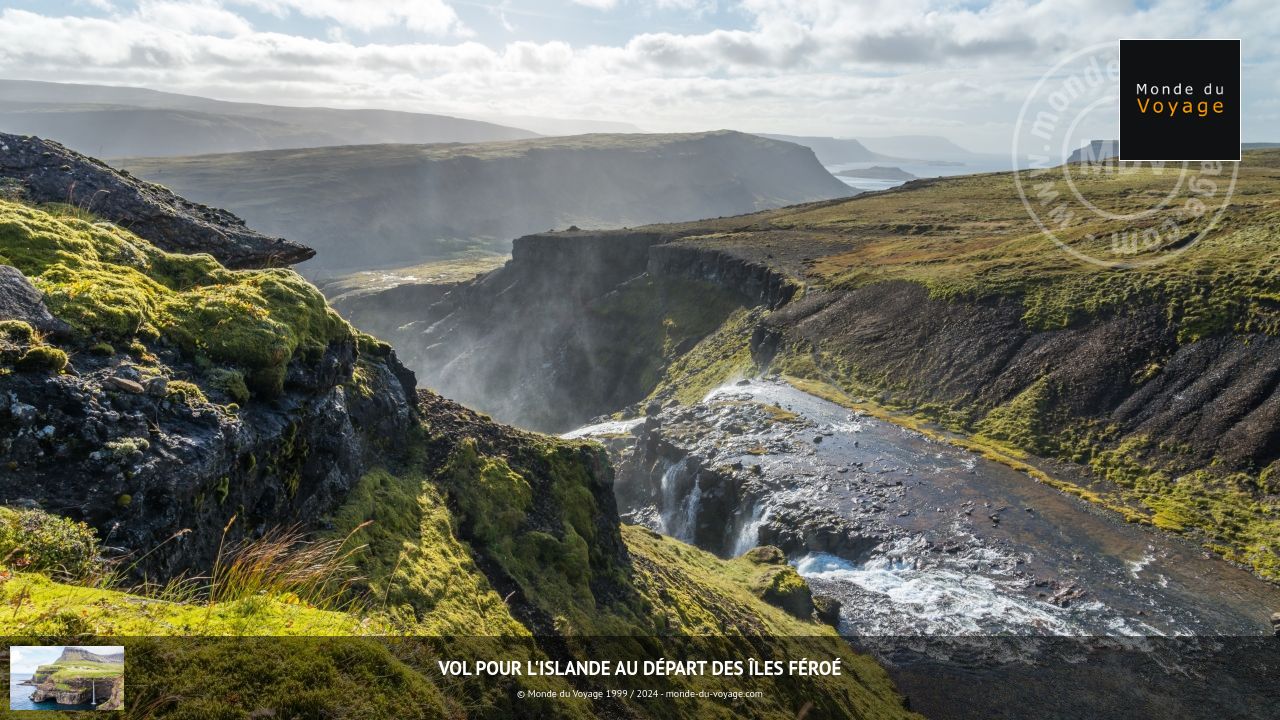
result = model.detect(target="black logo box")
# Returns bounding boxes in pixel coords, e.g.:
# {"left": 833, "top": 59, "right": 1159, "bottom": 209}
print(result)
{"left": 1119, "top": 39, "right": 1240, "bottom": 161}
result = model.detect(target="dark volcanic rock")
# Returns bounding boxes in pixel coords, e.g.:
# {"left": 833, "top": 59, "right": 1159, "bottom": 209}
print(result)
{"left": 0, "top": 333, "right": 420, "bottom": 578}
{"left": 0, "top": 133, "right": 312, "bottom": 268}
{"left": 767, "top": 280, "right": 1280, "bottom": 475}
{"left": 0, "top": 265, "right": 70, "bottom": 337}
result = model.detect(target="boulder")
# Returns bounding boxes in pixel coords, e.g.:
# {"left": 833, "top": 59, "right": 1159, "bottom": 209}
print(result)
{"left": 0, "top": 265, "right": 70, "bottom": 337}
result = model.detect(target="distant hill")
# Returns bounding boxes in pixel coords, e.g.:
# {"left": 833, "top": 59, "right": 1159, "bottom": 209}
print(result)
{"left": 757, "top": 134, "right": 888, "bottom": 164}
{"left": 57, "top": 647, "right": 125, "bottom": 665}
{"left": 858, "top": 135, "right": 977, "bottom": 160}
{"left": 120, "top": 131, "right": 855, "bottom": 275}
{"left": 471, "top": 115, "right": 644, "bottom": 135}
{"left": 837, "top": 166, "right": 916, "bottom": 181}
{"left": 0, "top": 79, "right": 537, "bottom": 156}
{"left": 1068, "top": 140, "right": 1119, "bottom": 163}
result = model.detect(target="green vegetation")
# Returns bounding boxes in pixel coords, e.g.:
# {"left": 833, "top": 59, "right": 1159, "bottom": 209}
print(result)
{"left": 735, "top": 157, "right": 1280, "bottom": 341}
{"left": 0, "top": 507, "right": 100, "bottom": 581}
{"left": 0, "top": 318, "right": 35, "bottom": 343}
{"left": 646, "top": 308, "right": 758, "bottom": 406}
{"left": 610, "top": 152, "right": 1280, "bottom": 581}
{"left": 0, "top": 199, "right": 357, "bottom": 398}
{"left": 14, "top": 345, "right": 67, "bottom": 373}
{"left": 0, "top": 191, "right": 920, "bottom": 716}
{"left": 588, "top": 277, "right": 746, "bottom": 396}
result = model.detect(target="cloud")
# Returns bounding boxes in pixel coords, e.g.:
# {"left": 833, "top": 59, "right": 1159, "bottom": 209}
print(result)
{"left": 137, "top": 0, "right": 253, "bottom": 36}
{"left": 569, "top": 0, "right": 620, "bottom": 9}
{"left": 0, "top": 1, "right": 1274, "bottom": 151}
{"left": 228, "top": 0, "right": 467, "bottom": 35}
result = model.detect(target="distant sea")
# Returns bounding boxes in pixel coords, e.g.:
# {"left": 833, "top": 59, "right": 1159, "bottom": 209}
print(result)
{"left": 8, "top": 674, "right": 96, "bottom": 712}
{"left": 827, "top": 156, "right": 1025, "bottom": 192}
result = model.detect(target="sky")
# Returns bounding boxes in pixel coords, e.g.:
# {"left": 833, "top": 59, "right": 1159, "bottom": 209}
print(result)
{"left": 9, "top": 646, "right": 124, "bottom": 674}
{"left": 0, "top": 0, "right": 1275, "bottom": 153}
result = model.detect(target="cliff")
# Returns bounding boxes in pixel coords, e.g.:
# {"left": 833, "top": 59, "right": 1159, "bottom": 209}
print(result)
{"left": 0, "top": 142, "right": 918, "bottom": 719}
{"left": 118, "top": 131, "right": 855, "bottom": 274}
{"left": 0, "top": 189, "right": 417, "bottom": 577}
{"left": 394, "top": 150, "right": 1280, "bottom": 581}
{"left": 28, "top": 650, "right": 124, "bottom": 709}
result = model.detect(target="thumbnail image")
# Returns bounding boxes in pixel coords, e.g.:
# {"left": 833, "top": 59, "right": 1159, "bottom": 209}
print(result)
{"left": 8, "top": 646, "right": 123, "bottom": 712}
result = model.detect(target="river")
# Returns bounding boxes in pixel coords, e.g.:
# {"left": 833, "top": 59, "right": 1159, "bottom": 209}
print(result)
{"left": 568, "top": 378, "right": 1280, "bottom": 718}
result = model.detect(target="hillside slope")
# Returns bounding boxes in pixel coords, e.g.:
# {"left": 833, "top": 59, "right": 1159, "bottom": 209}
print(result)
{"left": 0, "top": 143, "right": 916, "bottom": 719}
{"left": 119, "top": 131, "right": 855, "bottom": 274}
{"left": 384, "top": 152, "right": 1280, "bottom": 581}
{"left": 0, "top": 79, "right": 537, "bottom": 156}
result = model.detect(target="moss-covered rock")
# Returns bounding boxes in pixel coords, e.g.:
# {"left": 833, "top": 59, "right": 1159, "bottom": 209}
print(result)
{"left": 0, "top": 199, "right": 353, "bottom": 398}
{"left": 13, "top": 344, "right": 67, "bottom": 373}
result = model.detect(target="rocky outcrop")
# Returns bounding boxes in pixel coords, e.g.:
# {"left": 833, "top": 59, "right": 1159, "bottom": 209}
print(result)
{"left": 0, "top": 150, "right": 416, "bottom": 577}
{"left": 0, "top": 133, "right": 313, "bottom": 268}
{"left": 367, "top": 227, "right": 782, "bottom": 431}
{"left": 0, "top": 265, "right": 70, "bottom": 338}
{"left": 31, "top": 676, "right": 117, "bottom": 706}
{"left": 100, "top": 676, "right": 124, "bottom": 711}
{"left": 1, "top": 326, "right": 417, "bottom": 577}
{"left": 767, "top": 281, "right": 1280, "bottom": 477}
{"left": 648, "top": 243, "right": 798, "bottom": 309}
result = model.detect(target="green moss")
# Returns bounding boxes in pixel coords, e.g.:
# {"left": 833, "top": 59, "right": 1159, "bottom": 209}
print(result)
{"left": 0, "top": 507, "right": 100, "bottom": 580}
{"left": 0, "top": 199, "right": 356, "bottom": 399}
{"left": 974, "top": 377, "right": 1057, "bottom": 455}
{"left": 356, "top": 331, "right": 393, "bottom": 358}
{"left": 14, "top": 345, "right": 67, "bottom": 373}
{"left": 750, "top": 564, "right": 814, "bottom": 619}
{"left": 647, "top": 307, "right": 758, "bottom": 406}
{"left": 89, "top": 341, "right": 115, "bottom": 356}
{"left": 166, "top": 379, "right": 208, "bottom": 405}
{"left": 0, "top": 573, "right": 378, "bottom": 635}
{"left": 207, "top": 367, "right": 250, "bottom": 404}
{"left": 586, "top": 276, "right": 746, "bottom": 400}
{"left": 105, "top": 436, "right": 150, "bottom": 459}
{"left": 0, "top": 319, "right": 35, "bottom": 344}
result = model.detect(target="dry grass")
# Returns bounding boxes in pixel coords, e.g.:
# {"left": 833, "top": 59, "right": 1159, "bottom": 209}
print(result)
{"left": 208, "top": 517, "right": 372, "bottom": 611}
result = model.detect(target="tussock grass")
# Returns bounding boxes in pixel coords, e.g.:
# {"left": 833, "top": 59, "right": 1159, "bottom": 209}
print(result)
{"left": 209, "top": 516, "right": 372, "bottom": 612}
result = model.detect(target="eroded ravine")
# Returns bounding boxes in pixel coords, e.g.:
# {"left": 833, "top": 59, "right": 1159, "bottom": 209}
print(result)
{"left": 573, "top": 378, "right": 1280, "bottom": 637}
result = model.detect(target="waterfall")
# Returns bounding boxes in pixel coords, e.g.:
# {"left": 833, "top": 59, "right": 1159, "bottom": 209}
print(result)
{"left": 676, "top": 477, "right": 703, "bottom": 543}
{"left": 732, "top": 504, "right": 768, "bottom": 557}
{"left": 658, "top": 458, "right": 689, "bottom": 535}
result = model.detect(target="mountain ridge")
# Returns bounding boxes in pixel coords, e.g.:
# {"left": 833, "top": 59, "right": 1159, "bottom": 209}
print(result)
{"left": 119, "top": 130, "right": 856, "bottom": 274}
{"left": 0, "top": 78, "right": 538, "bottom": 157}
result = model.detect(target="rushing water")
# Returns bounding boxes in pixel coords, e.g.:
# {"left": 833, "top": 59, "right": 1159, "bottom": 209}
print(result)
{"left": 584, "top": 379, "right": 1280, "bottom": 637}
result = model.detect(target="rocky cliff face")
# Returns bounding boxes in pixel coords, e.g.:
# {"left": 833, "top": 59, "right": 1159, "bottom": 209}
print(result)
{"left": 380, "top": 224, "right": 787, "bottom": 431}
{"left": 0, "top": 146, "right": 416, "bottom": 577}
{"left": 376, "top": 155, "right": 1280, "bottom": 580}
{"left": 55, "top": 647, "right": 124, "bottom": 664}
{"left": 0, "top": 133, "right": 312, "bottom": 268}
{"left": 31, "top": 676, "right": 117, "bottom": 706}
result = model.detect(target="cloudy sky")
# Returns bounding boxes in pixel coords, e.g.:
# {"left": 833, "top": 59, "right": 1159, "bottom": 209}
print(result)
{"left": 10, "top": 646, "right": 124, "bottom": 674}
{"left": 0, "top": 0, "right": 1275, "bottom": 152}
